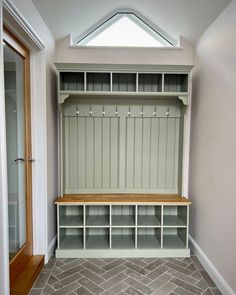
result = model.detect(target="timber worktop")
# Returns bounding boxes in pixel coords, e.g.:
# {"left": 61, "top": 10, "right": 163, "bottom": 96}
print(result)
{"left": 55, "top": 194, "right": 191, "bottom": 205}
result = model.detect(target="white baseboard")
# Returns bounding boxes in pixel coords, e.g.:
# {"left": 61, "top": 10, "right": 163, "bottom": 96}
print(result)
{"left": 189, "top": 235, "right": 235, "bottom": 295}
{"left": 47, "top": 235, "right": 57, "bottom": 262}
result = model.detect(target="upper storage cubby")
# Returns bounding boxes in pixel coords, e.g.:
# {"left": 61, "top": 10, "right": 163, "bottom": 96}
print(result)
{"left": 138, "top": 73, "right": 162, "bottom": 92}
{"left": 60, "top": 72, "right": 84, "bottom": 91}
{"left": 164, "top": 74, "right": 188, "bottom": 93}
{"left": 57, "top": 67, "right": 191, "bottom": 105}
{"left": 112, "top": 73, "right": 136, "bottom": 92}
{"left": 87, "top": 72, "right": 110, "bottom": 91}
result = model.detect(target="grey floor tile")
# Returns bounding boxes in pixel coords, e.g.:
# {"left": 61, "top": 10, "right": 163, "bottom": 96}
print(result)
{"left": 55, "top": 265, "right": 84, "bottom": 281}
{"left": 29, "top": 289, "right": 43, "bottom": 295}
{"left": 173, "top": 286, "right": 197, "bottom": 295}
{"left": 124, "top": 261, "right": 149, "bottom": 276}
{"left": 74, "top": 286, "right": 94, "bottom": 295}
{"left": 199, "top": 270, "right": 217, "bottom": 288}
{"left": 210, "top": 288, "right": 222, "bottom": 295}
{"left": 33, "top": 269, "right": 52, "bottom": 289}
{"left": 101, "top": 282, "right": 128, "bottom": 295}
{"left": 41, "top": 284, "right": 55, "bottom": 295}
{"left": 195, "top": 278, "right": 208, "bottom": 290}
{"left": 145, "top": 259, "right": 165, "bottom": 272}
{"left": 50, "top": 282, "right": 80, "bottom": 295}
{"left": 47, "top": 275, "right": 59, "bottom": 286}
{"left": 164, "top": 262, "right": 193, "bottom": 276}
{"left": 202, "top": 289, "right": 213, "bottom": 295}
{"left": 59, "top": 259, "right": 85, "bottom": 272}
{"left": 102, "top": 264, "right": 127, "bottom": 280}
{"left": 124, "top": 277, "right": 154, "bottom": 295}
{"left": 102, "top": 258, "right": 124, "bottom": 271}
{"left": 78, "top": 276, "right": 104, "bottom": 294}
{"left": 146, "top": 265, "right": 169, "bottom": 280}
{"left": 170, "top": 277, "right": 203, "bottom": 295}
{"left": 80, "top": 268, "right": 105, "bottom": 285}
{"left": 167, "top": 269, "right": 198, "bottom": 285}
{"left": 82, "top": 261, "right": 106, "bottom": 276}
{"left": 152, "top": 281, "right": 176, "bottom": 295}
{"left": 123, "top": 268, "right": 152, "bottom": 285}
{"left": 148, "top": 273, "right": 172, "bottom": 290}
{"left": 165, "top": 258, "right": 189, "bottom": 268}
{"left": 100, "top": 272, "right": 127, "bottom": 290}
{"left": 191, "top": 270, "right": 202, "bottom": 280}
{"left": 125, "top": 258, "right": 148, "bottom": 268}
{"left": 88, "top": 258, "right": 107, "bottom": 268}
{"left": 123, "top": 286, "right": 144, "bottom": 295}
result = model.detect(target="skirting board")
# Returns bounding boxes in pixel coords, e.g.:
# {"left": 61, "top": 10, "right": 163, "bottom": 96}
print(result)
{"left": 189, "top": 235, "right": 235, "bottom": 295}
{"left": 56, "top": 248, "right": 190, "bottom": 258}
{"left": 47, "top": 235, "right": 57, "bottom": 263}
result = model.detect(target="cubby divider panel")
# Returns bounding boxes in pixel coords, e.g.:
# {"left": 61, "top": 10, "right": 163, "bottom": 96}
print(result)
{"left": 138, "top": 74, "right": 162, "bottom": 92}
{"left": 86, "top": 205, "right": 109, "bottom": 226}
{"left": 60, "top": 228, "right": 83, "bottom": 249}
{"left": 59, "top": 205, "right": 83, "bottom": 227}
{"left": 112, "top": 228, "right": 135, "bottom": 249}
{"left": 60, "top": 72, "right": 84, "bottom": 91}
{"left": 163, "top": 206, "right": 187, "bottom": 226}
{"left": 112, "top": 73, "right": 136, "bottom": 92}
{"left": 163, "top": 228, "right": 186, "bottom": 249}
{"left": 164, "top": 74, "right": 188, "bottom": 92}
{"left": 86, "top": 73, "right": 110, "bottom": 91}
{"left": 112, "top": 205, "right": 135, "bottom": 226}
{"left": 137, "top": 228, "right": 161, "bottom": 249}
{"left": 138, "top": 205, "right": 161, "bottom": 226}
{"left": 86, "top": 228, "right": 109, "bottom": 249}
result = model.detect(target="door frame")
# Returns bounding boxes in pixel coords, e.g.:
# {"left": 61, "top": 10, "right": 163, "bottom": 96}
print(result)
{"left": 3, "top": 26, "right": 33, "bottom": 285}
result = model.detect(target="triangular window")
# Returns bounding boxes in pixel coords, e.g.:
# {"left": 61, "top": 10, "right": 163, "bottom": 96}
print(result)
{"left": 77, "top": 13, "right": 173, "bottom": 47}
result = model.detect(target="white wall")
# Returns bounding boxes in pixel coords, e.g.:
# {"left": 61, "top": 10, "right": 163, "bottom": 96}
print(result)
{"left": 56, "top": 35, "right": 194, "bottom": 65}
{"left": 190, "top": 0, "right": 236, "bottom": 293}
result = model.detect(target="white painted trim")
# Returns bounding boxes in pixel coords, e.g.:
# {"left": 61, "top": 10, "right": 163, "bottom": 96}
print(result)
{"left": 3, "top": 0, "right": 44, "bottom": 49}
{"left": 189, "top": 235, "right": 235, "bottom": 295}
{"left": 47, "top": 235, "right": 57, "bottom": 262}
{"left": 56, "top": 248, "right": 190, "bottom": 258}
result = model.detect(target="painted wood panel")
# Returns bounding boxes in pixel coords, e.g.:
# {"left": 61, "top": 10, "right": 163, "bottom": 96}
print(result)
{"left": 63, "top": 102, "right": 182, "bottom": 193}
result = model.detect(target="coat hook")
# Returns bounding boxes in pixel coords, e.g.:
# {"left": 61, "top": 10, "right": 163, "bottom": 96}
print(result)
{"left": 76, "top": 106, "right": 80, "bottom": 116}
{"left": 89, "top": 106, "right": 92, "bottom": 116}
{"left": 115, "top": 106, "right": 118, "bottom": 117}
{"left": 102, "top": 106, "right": 105, "bottom": 116}
{"left": 166, "top": 107, "right": 170, "bottom": 117}
{"left": 128, "top": 106, "right": 131, "bottom": 117}
{"left": 140, "top": 106, "right": 144, "bottom": 117}
{"left": 153, "top": 106, "right": 157, "bottom": 117}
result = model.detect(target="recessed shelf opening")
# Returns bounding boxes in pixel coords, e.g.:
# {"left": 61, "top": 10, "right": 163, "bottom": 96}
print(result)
{"left": 138, "top": 73, "right": 162, "bottom": 92}
{"left": 163, "top": 205, "right": 187, "bottom": 226}
{"left": 112, "top": 205, "right": 135, "bottom": 226}
{"left": 86, "top": 205, "right": 109, "bottom": 226}
{"left": 137, "top": 228, "right": 161, "bottom": 249}
{"left": 112, "top": 228, "right": 135, "bottom": 249}
{"left": 138, "top": 205, "right": 161, "bottom": 226}
{"left": 164, "top": 74, "right": 188, "bottom": 92}
{"left": 163, "top": 227, "right": 186, "bottom": 249}
{"left": 87, "top": 72, "right": 110, "bottom": 91}
{"left": 59, "top": 205, "right": 83, "bottom": 227}
{"left": 86, "top": 228, "right": 109, "bottom": 249}
{"left": 112, "top": 73, "right": 136, "bottom": 92}
{"left": 60, "top": 228, "right": 83, "bottom": 249}
{"left": 60, "top": 72, "right": 84, "bottom": 91}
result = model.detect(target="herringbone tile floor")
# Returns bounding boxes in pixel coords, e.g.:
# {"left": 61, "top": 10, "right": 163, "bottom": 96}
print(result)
{"left": 29, "top": 256, "right": 222, "bottom": 295}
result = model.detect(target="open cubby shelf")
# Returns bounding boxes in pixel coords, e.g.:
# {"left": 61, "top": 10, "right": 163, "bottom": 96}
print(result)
{"left": 59, "top": 71, "right": 189, "bottom": 94}
{"left": 56, "top": 195, "right": 191, "bottom": 257}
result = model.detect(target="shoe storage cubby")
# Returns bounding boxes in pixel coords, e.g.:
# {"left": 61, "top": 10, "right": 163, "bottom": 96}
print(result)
{"left": 56, "top": 195, "right": 191, "bottom": 257}
{"left": 58, "top": 71, "right": 189, "bottom": 95}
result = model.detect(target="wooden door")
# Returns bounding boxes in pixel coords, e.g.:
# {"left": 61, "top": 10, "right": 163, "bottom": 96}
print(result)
{"left": 3, "top": 27, "right": 33, "bottom": 286}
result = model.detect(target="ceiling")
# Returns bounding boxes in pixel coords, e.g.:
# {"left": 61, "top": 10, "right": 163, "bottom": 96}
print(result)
{"left": 31, "top": 0, "right": 231, "bottom": 44}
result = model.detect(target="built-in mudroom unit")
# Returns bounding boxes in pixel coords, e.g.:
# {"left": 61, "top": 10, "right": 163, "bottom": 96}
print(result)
{"left": 55, "top": 64, "right": 192, "bottom": 258}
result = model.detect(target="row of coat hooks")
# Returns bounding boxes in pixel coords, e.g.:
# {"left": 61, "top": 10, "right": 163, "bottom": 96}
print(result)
{"left": 75, "top": 106, "right": 170, "bottom": 117}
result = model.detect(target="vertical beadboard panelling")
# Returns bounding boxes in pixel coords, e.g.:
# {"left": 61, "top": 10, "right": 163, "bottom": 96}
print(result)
{"left": 77, "top": 117, "right": 86, "bottom": 188}
{"left": 94, "top": 117, "right": 102, "bottom": 188}
{"left": 69, "top": 117, "right": 78, "bottom": 188}
{"left": 150, "top": 118, "right": 159, "bottom": 188}
{"left": 110, "top": 118, "right": 119, "bottom": 188}
{"left": 142, "top": 118, "right": 151, "bottom": 188}
{"left": 125, "top": 118, "right": 135, "bottom": 188}
{"left": 158, "top": 118, "right": 168, "bottom": 188}
{"left": 86, "top": 117, "right": 94, "bottom": 188}
{"left": 64, "top": 102, "right": 182, "bottom": 193}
